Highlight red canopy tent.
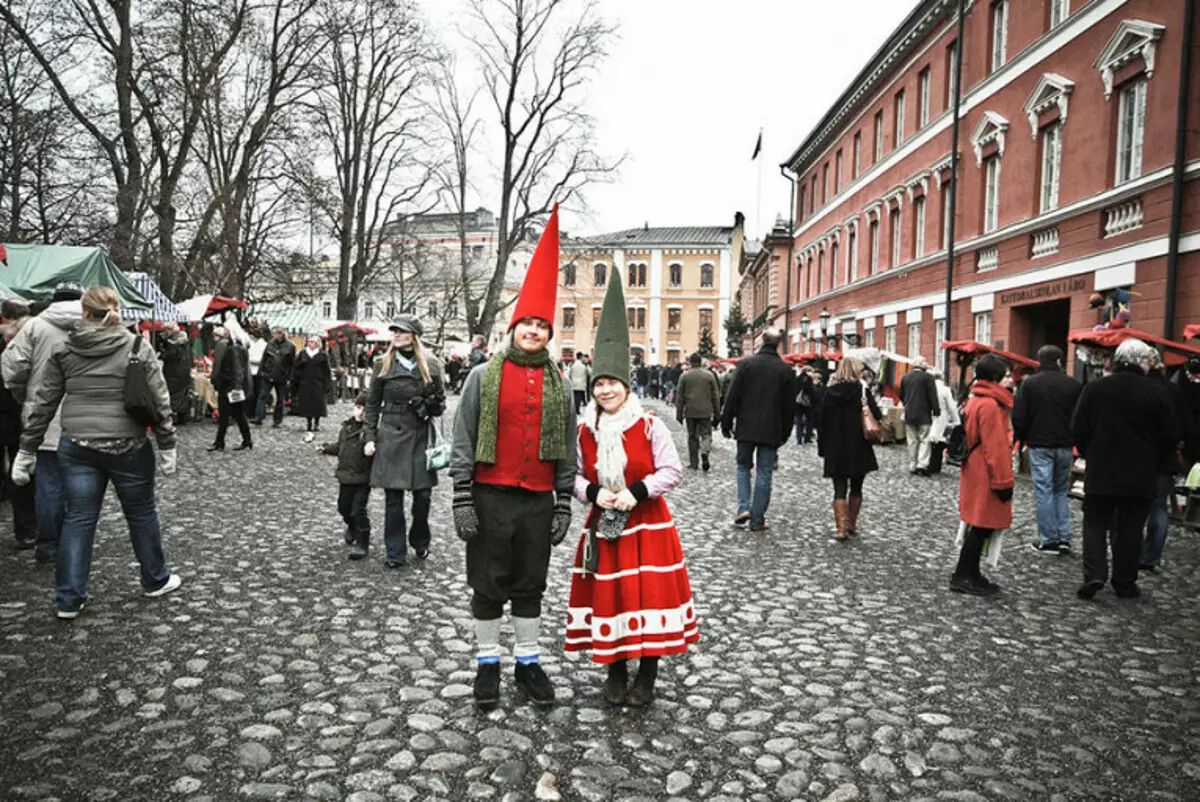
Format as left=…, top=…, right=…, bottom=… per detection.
left=784, top=351, right=843, bottom=366
left=326, top=322, right=377, bottom=343
left=941, top=340, right=1038, bottom=371
left=1068, top=327, right=1200, bottom=367
left=1183, top=324, right=1200, bottom=341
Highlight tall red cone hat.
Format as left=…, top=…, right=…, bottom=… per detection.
left=508, top=204, right=559, bottom=331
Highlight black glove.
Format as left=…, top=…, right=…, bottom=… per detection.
left=550, top=491, right=573, bottom=546
left=721, top=424, right=732, bottom=440
left=994, top=487, right=1014, bottom=503
left=453, top=480, right=479, bottom=541
left=676, top=410, right=684, bottom=424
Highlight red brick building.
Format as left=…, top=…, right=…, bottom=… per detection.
left=781, top=0, right=1199, bottom=371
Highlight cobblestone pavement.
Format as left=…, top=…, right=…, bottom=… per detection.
left=1, top=397, right=1198, bottom=802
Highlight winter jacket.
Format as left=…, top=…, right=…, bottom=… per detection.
left=291, top=349, right=331, bottom=418
left=899, top=367, right=940, bottom=426
left=21, top=323, right=176, bottom=452
left=1011, top=367, right=1081, bottom=448
left=818, top=379, right=882, bottom=478
left=0, top=339, right=22, bottom=446
left=568, top=359, right=591, bottom=393
left=1071, top=365, right=1179, bottom=499
left=720, top=343, right=796, bottom=447
left=320, top=416, right=373, bottom=485
left=363, top=354, right=445, bottom=490
left=159, top=331, right=193, bottom=396
left=263, top=338, right=296, bottom=384
left=929, top=380, right=960, bottom=443
left=795, top=372, right=816, bottom=409
left=1150, top=370, right=1188, bottom=475
left=468, top=346, right=488, bottom=369
left=958, top=381, right=1015, bottom=530
left=1182, top=375, right=1200, bottom=467
left=676, top=366, right=721, bottom=420
left=212, top=337, right=252, bottom=397
left=2, top=300, right=80, bottom=450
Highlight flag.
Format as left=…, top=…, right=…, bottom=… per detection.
left=751, top=129, right=762, bottom=160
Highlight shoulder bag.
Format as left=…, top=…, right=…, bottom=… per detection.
left=861, top=385, right=882, bottom=444
left=425, top=414, right=451, bottom=472
left=125, top=335, right=164, bottom=428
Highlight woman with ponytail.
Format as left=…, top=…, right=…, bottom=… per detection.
left=363, top=314, right=445, bottom=567
left=10, top=286, right=182, bottom=619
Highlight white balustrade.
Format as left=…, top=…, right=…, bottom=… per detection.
left=1104, top=198, right=1144, bottom=238
left=976, top=247, right=999, bottom=272
left=1031, top=226, right=1059, bottom=258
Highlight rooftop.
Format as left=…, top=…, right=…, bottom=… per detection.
left=566, top=225, right=735, bottom=249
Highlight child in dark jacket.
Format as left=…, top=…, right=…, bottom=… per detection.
left=317, top=392, right=374, bottom=560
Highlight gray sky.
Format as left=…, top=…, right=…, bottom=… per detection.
left=426, top=0, right=915, bottom=239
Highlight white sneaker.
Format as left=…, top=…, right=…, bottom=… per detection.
left=56, top=601, right=86, bottom=620
left=144, top=573, right=183, bottom=598
left=303, top=432, right=315, bottom=443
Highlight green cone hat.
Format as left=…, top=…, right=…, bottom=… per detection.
left=590, top=273, right=630, bottom=390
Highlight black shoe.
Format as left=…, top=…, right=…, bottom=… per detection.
left=206, top=444, right=225, bottom=452
left=514, top=662, right=555, bottom=707
left=415, top=548, right=430, bottom=561
left=601, top=661, right=628, bottom=705
left=15, top=537, right=37, bottom=551
left=1057, top=542, right=1073, bottom=556
left=34, top=550, right=56, bottom=564
left=1139, top=564, right=1161, bottom=575
left=701, top=455, right=710, bottom=472
left=733, top=511, right=750, bottom=528
left=251, top=419, right=263, bottom=426
left=348, top=543, right=368, bottom=561
left=625, top=658, right=658, bottom=707
left=1076, top=579, right=1105, bottom=600
left=384, top=559, right=406, bottom=569
left=234, top=442, right=253, bottom=451
left=1113, top=583, right=1141, bottom=599
left=272, top=422, right=282, bottom=429
left=687, top=463, right=699, bottom=470
left=949, top=575, right=997, bottom=596
left=976, top=574, right=1001, bottom=593
left=474, top=662, right=501, bottom=708
left=1029, top=540, right=1061, bottom=555
left=749, top=522, right=770, bottom=532
left=343, top=527, right=356, bottom=546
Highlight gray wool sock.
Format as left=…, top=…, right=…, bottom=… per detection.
left=512, top=616, right=541, bottom=664
left=475, top=617, right=502, bottom=665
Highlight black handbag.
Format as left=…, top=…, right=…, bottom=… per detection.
left=124, top=336, right=164, bottom=427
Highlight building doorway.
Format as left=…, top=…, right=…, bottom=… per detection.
left=1010, top=299, right=1072, bottom=359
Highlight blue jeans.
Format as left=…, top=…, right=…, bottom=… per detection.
left=1141, top=473, right=1174, bottom=568
left=252, top=375, right=269, bottom=422
left=1029, top=447, right=1074, bottom=545
left=57, top=439, right=171, bottom=613
left=384, top=488, right=432, bottom=563
left=35, top=451, right=66, bottom=558
left=736, top=441, right=777, bottom=526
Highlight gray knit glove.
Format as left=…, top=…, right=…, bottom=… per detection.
left=453, top=480, right=479, bottom=542
left=550, top=491, right=573, bottom=546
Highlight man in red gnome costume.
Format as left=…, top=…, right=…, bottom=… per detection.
left=451, top=205, right=577, bottom=709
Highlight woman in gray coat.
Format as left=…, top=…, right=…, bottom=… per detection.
left=363, top=315, right=445, bottom=568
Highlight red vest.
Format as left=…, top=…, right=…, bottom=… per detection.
left=474, top=360, right=556, bottom=492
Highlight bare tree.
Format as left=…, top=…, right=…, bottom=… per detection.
left=463, top=0, right=621, bottom=336
left=302, top=0, right=437, bottom=321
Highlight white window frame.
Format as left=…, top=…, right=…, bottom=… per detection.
left=817, top=250, right=825, bottom=294
left=991, top=1, right=1008, bottom=72
left=983, top=155, right=1001, bottom=234
left=865, top=328, right=876, bottom=348
left=947, top=41, right=958, bottom=107
left=918, top=68, right=931, bottom=127
left=700, top=263, right=715, bottom=288
left=1050, top=0, right=1069, bottom=27
left=668, top=262, right=682, bottom=288
left=385, top=301, right=396, bottom=318
left=974, top=311, right=992, bottom=345
left=935, top=319, right=946, bottom=361
left=874, top=111, right=884, bottom=161
left=835, top=150, right=843, bottom=193
left=942, top=187, right=952, bottom=250
left=885, top=325, right=897, bottom=353
left=908, top=323, right=921, bottom=359
left=1040, top=122, right=1062, bottom=213
left=1115, top=78, right=1147, bottom=184
left=822, top=163, right=830, bottom=203
left=914, top=196, right=927, bottom=258
left=889, top=208, right=902, bottom=267
left=847, top=228, right=858, bottom=283
left=322, top=300, right=332, bottom=319
left=869, top=220, right=880, bottom=275
left=853, top=132, right=862, bottom=177
left=363, top=300, right=375, bottom=319
left=894, top=90, right=906, bottom=147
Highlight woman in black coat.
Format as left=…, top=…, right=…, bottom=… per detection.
left=292, top=335, right=331, bottom=434
left=818, top=357, right=882, bottom=542
left=159, top=322, right=194, bottom=425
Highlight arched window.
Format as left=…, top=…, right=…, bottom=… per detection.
left=669, top=263, right=682, bottom=287
left=594, top=263, right=607, bottom=287
left=700, top=263, right=714, bottom=288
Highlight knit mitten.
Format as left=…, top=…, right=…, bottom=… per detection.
left=550, top=491, right=573, bottom=546
left=453, top=481, right=479, bottom=542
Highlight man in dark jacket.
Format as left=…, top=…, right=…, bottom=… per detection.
left=899, top=357, right=940, bottom=475
left=159, top=322, right=194, bottom=425
left=208, top=328, right=253, bottom=451
left=721, top=329, right=795, bottom=531
left=1013, top=345, right=1082, bottom=555
left=263, top=328, right=296, bottom=428
left=1141, top=351, right=1189, bottom=572
left=1072, top=339, right=1179, bottom=600
left=0, top=300, right=36, bottom=549
left=794, top=368, right=816, bottom=445
left=468, top=335, right=488, bottom=369
left=676, top=353, right=721, bottom=471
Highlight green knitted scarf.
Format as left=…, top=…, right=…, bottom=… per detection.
left=474, top=344, right=567, bottom=465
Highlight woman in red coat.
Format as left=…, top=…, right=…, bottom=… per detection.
left=953, top=356, right=1015, bottom=596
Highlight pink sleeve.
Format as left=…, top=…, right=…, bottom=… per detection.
left=573, top=427, right=592, bottom=504
left=641, top=417, right=683, bottom=498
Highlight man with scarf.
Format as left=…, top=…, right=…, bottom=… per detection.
left=451, top=206, right=576, bottom=709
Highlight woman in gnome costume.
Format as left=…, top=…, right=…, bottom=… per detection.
left=566, top=276, right=699, bottom=706
left=451, top=205, right=577, bottom=710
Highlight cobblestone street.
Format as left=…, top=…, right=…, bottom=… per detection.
left=1, top=398, right=1198, bottom=802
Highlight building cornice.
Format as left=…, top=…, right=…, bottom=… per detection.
left=1023, top=73, right=1076, bottom=137
left=1094, top=19, right=1166, bottom=99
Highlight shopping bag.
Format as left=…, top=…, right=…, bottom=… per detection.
left=1186, top=462, right=1200, bottom=490
left=425, top=418, right=451, bottom=472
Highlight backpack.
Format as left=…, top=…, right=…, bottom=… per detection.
left=124, top=336, right=164, bottom=427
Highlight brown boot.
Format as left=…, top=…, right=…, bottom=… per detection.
left=847, top=496, right=862, bottom=537
left=833, top=500, right=849, bottom=541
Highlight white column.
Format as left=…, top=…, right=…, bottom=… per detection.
left=717, top=247, right=732, bottom=355
left=648, top=250, right=663, bottom=364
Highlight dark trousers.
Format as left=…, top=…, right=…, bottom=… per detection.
left=954, top=526, right=993, bottom=580
left=214, top=394, right=251, bottom=448
left=337, top=483, right=371, bottom=544
left=270, top=379, right=289, bottom=424
left=467, top=484, right=553, bottom=619
left=35, top=451, right=66, bottom=558
left=3, top=440, right=37, bottom=542
left=252, top=375, right=269, bottom=423
left=685, top=418, right=713, bottom=467
left=384, top=487, right=432, bottom=563
left=573, top=390, right=587, bottom=414
left=831, top=475, right=865, bottom=500
left=1082, top=494, right=1152, bottom=590
left=795, top=408, right=813, bottom=444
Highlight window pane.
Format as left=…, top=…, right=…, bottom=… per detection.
left=991, top=1, right=1007, bottom=71
left=984, top=157, right=1000, bottom=233
left=943, top=187, right=952, bottom=249
left=874, top=112, right=884, bottom=160
left=848, top=231, right=858, bottom=282
left=1040, top=124, right=1061, bottom=212
left=915, top=197, right=926, bottom=258
left=870, top=222, right=879, bottom=274
left=895, top=91, right=905, bottom=147
left=890, top=209, right=901, bottom=267
left=908, top=323, right=921, bottom=358
left=853, top=133, right=862, bottom=176
left=885, top=326, right=896, bottom=353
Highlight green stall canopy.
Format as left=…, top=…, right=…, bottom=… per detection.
left=0, top=244, right=151, bottom=309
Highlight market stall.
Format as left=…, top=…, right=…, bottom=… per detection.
left=121, top=272, right=188, bottom=327
left=0, top=243, right=151, bottom=309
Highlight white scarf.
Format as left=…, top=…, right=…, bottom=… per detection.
left=585, top=394, right=650, bottom=491
left=305, top=347, right=319, bottom=358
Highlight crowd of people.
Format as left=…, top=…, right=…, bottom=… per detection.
left=2, top=223, right=1198, bottom=708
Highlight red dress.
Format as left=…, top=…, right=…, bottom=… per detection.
left=565, top=417, right=700, bottom=663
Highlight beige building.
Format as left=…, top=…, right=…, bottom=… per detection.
left=555, top=215, right=744, bottom=365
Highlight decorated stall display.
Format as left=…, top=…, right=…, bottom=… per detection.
left=1069, top=327, right=1200, bottom=371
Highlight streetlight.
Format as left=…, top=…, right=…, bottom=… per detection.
left=818, top=308, right=831, bottom=338
left=799, top=312, right=810, bottom=350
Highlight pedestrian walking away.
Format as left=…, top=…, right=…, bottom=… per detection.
left=292, top=335, right=331, bottom=438
left=207, top=326, right=253, bottom=452
left=567, top=274, right=698, bottom=707
left=1012, top=344, right=1081, bottom=555
left=1140, top=350, right=1188, bottom=573
left=900, top=356, right=940, bottom=475
left=950, top=356, right=1014, bottom=596
left=1071, top=338, right=1179, bottom=601
left=247, top=327, right=269, bottom=425
left=795, top=368, right=816, bottom=445
left=675, top=352, right=721, bottom=472
left=158, top=322, right=193, bottom=425
left=264, top=328, right=296, bottom=428
left=927, top=367, right=960, bottom=474
left=0, top=298, right=37, bottom=551
left=10, top=287, right=182, bottom=619
left=818, top=356, right=882, bottom=541
left=569, top=352, right=591, bottom=414
left=720, top=327, right=795, bottom=531
left=363, top=315, right=445, bottom=568
left=317, top=392, right=374, bottom=560
left=450, top=206, right=577, bottom=710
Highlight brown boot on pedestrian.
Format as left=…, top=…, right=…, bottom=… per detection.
left=847, top=496, right=862, bottom=536
left=833, top=500, right=849, bottom=542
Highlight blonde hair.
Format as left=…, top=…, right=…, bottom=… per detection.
left=831, top=357, right=865, bottom=385
left=380, top=335, right=432, bottom=383
left=81, top=287, right=121, bottom=327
